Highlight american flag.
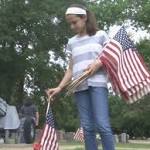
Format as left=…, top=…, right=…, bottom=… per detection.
left=100, top=26, right=150, bottom=103
left=33, top=104, right=59, bottom=150
left=73, top=127, right=84, bottom=142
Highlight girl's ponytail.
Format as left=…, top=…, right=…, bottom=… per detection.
left=86, top=9, right=98, bottom=36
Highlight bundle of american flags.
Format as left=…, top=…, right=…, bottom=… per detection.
left=33, top=102, right=59, bottom=150
left=100, top=26, right=150, bottom=103
left=66, top=26, right=150, bottom=103
left=66, top=70, right=91, bottom=95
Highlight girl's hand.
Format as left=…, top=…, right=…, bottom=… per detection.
left=46, top=87, right=62, bottom=100
left=85, top=59, right=102, bottom=76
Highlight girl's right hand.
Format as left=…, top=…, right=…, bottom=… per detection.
left=46, top=87, right=62, bottom=100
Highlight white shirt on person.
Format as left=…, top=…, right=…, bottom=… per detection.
left=66, top=30, right=109, bottom=92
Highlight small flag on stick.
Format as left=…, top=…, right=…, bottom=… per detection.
left=33, top=98, right=59, bottom=150
left=73, top=127, right=84, bottom=142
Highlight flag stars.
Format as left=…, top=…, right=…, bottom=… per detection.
left=113, top=26, right=136, bottom=51
left=46, top=109, right=55, bottom=128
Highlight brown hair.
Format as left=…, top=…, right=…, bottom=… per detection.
left=68, top=4, right=98, bottom=36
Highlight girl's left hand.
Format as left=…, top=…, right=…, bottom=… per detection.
left=85, top=59, right=102, bottom=76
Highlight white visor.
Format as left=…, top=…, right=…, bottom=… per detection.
left=65, top=7, right=86, bottom=15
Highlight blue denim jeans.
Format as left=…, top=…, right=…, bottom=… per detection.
left=74, top=87, right=115, bottom=150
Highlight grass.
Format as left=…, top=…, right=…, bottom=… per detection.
left=59, top=140, right=150, bottom=150
left=0, top=141, right=150, bottom=150
left=117, top=143, right=150, bottom=148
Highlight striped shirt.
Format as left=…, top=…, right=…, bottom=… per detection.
left=66, top=30, right=109, bottom=91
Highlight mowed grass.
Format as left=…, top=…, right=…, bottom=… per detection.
left=0, top=141, right=150, bottom=150
left=60, top=141, right=150, bottom=150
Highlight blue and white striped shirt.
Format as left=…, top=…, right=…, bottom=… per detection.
left=66, top=30, right=109, bottom=91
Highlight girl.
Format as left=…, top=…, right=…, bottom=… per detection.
left=47, top=4, right=115, bottom=150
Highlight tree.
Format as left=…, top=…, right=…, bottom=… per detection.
left=0, top=0, right=86, bottom=128
left=0, top=0, right=149, bottom=133
left=0, top=0, right=84, bottom=102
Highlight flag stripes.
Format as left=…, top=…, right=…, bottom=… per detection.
left=73, top=127, right=84, bottom=142
left=33, top=104, right=59, bottom=150
left=100, top=26, right=150, bottom=103
left=40, top=125, right=58, bottom=150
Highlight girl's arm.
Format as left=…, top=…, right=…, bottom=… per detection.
left=85, top=58, right=103, bottom=76
left=46, top=58, right=73, bottom=98
left=58, top=59, right=73, bottom=90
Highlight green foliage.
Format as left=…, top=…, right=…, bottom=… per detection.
left=89, top=0, right=150, bottom=31
left=89, top=0, right=129, bottom=29
left=131, top=0, right=150, bottom=30
left=109, top=95, right=150, bottom=137
left=52, top=94, right=79, bottom=131
left=137, top=39, right=150, bottom=65
left=0, top=0, right=85, bottom=128
left=0, top=0, right=150, bottom=136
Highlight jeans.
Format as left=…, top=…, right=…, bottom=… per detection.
left=74, top=87, right=115, bottom=150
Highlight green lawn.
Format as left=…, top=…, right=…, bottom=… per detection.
left=60, top=141, right=150, bottom=150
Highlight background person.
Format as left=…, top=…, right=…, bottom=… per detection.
left=20, top=98, right=39, bottom=143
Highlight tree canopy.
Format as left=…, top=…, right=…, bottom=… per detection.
left=0, top=0, right=149, bottom=136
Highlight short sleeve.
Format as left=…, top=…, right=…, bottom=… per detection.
left=65, top=40, right=72, bottom=57
left=97, top=31, right=109, bottom=46
left=102, top=31, right=109, bottom=46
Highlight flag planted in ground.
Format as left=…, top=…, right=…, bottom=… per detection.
left=100, top=26, right=150, bottom=103
left=74, top=127, right=84, bottom=142
left=33, top=104, right=59, bottom=150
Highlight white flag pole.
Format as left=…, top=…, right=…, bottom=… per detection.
left=46, top=96, right=51, bottom=116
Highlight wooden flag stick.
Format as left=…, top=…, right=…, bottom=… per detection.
left=46, top=96, right=52, bottom=116
left=66, top=70, right=90, bottom=90
left=66, top=70, right=91, bottom=95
